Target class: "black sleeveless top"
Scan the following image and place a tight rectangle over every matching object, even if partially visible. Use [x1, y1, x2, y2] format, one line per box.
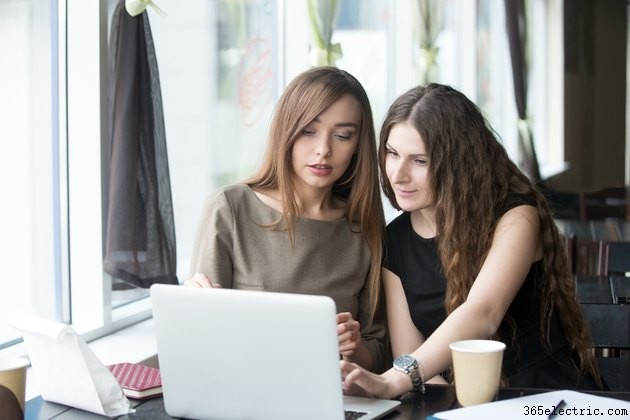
[384, 198, 601, 389]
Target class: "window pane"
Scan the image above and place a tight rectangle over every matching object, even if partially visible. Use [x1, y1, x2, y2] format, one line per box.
[133, 0, 279, 283]
[336, 0, 392, 125]
[0, 0, 61, 346]
[476, 0, 518, 158]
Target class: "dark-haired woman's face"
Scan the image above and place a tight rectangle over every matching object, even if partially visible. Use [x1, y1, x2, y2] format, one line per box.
[290, 94, 360, 195]
[384, 122, 435, 212]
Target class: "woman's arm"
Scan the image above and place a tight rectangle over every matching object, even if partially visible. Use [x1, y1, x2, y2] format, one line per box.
[383, 268, 447, 384]
[342, 205, 541, 398]
[383, 268, 424, 356]
[187, 190, 235, 288]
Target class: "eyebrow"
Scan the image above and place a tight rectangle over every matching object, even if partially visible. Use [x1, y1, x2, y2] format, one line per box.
[385, 143, 427, 158]
[311, 116, 359, 129]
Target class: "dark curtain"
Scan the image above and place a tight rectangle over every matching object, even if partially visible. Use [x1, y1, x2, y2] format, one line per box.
[504, 0, 542, 184]
[104, 0, 177, 288]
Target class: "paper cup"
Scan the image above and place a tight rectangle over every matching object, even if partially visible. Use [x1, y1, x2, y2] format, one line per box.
[449, 339, 505, 407]
[0, 357, 29, 419]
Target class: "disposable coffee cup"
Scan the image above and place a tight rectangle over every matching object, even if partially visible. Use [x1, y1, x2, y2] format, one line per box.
[0, 357, 29, 420]
[449, 339, 505, 407]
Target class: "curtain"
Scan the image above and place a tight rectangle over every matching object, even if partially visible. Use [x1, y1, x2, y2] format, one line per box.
[504, 0, 542, 184]
[415, 0, 444, 85]
[104, 0, 177, 288]
[307, 0, 342, 67]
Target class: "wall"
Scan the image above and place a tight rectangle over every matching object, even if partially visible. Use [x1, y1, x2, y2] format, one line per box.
[549, 0, 627, 192]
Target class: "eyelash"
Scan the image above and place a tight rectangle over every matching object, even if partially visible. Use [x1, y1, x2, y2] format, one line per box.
[386, 149, 427, 165]
[301, 129, 352, 140]
[386, 148, 399, 157]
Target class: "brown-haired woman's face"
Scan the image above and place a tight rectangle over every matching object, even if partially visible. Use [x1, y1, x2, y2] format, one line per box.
[290, 94, 360, 195]
[384, 122, 435, 212]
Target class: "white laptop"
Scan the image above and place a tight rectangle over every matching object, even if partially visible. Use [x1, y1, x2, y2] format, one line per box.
[150, 284, 401, 420]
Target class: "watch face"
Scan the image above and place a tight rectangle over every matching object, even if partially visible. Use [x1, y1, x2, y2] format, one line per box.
[394, 354, 415, 369]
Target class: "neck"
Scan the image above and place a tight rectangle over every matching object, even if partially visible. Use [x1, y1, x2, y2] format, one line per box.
[295, 189, 336, 219]
[290, 179, 347, 221]
[410, 208, 437, 239]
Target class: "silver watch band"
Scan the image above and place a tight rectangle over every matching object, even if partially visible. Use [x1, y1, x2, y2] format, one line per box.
[393, 354, 426, 394]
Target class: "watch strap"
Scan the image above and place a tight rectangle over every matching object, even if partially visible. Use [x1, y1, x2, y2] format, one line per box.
[408, 366, 424, 393]
[393, 355, 425, 394]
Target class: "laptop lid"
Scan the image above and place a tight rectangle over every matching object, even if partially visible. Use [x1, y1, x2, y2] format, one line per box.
[150, 284, 400, 420]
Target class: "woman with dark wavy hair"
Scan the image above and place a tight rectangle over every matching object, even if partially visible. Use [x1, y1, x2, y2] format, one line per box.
[341, 83, 603, 397]
[186, 67, 387, 372]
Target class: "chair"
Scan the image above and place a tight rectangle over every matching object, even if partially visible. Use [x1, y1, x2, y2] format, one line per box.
[564, 234, 577, 275]
[584, 241, 630, 391]
[575, 240, 605, 276]
[544, 189, 582, 220]
[600, 241, 630, 277]
[580, 186, 630, 221]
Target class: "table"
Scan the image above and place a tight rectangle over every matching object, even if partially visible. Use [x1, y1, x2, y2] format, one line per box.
[25, 384, 630, 419]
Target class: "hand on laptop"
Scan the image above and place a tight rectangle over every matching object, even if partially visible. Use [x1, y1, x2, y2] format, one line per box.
[341, 360, 402, 400]
[183, 273, 222, 288]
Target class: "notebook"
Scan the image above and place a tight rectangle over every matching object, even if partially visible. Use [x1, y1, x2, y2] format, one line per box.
[150, 284, 401, 420]
[106, 362, 162, 399]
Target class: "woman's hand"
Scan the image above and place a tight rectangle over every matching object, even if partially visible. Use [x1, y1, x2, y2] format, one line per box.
[341, 361, 404, 400]
[337, 312, 361, 357]
[183, 273, 221, 288]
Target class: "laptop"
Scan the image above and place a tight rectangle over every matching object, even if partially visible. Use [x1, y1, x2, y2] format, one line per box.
[150, 284, 401, 420]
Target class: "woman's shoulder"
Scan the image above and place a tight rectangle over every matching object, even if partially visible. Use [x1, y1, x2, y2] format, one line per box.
[503, 191, 537, 211]
[385, 212, 411, 235]
[499, 192, 540, 224]
[386, 211, 409, 228]
[213, 183, 251, 197]
[202, 183, 258, 212]
[207, 183, 257, 204]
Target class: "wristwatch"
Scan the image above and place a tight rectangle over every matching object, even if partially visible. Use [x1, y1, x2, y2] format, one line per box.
[393, 354, 425, 393]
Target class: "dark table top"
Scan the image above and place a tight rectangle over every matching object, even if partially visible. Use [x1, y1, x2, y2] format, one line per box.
[25, 384, 630, 420]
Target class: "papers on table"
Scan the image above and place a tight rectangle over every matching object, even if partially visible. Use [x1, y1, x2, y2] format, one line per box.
[10, 314, 133, 416]
[428, 390, 630, 419]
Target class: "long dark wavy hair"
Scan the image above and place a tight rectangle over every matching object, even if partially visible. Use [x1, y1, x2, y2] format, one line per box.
[245, 67, 385, 320]
[379, 83, 600, 385]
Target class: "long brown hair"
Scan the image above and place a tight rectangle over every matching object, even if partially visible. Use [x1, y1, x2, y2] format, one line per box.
[379, 83, 599, 384]
[245, 67, 385, 319]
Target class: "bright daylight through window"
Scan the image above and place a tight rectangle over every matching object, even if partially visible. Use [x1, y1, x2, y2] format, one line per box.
[0, 0, 558, 352]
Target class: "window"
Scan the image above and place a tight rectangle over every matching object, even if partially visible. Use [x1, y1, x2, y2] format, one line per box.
[0, 0, 64, 347]
[147, 0, 280, 279]
[0, 0, 563, 351]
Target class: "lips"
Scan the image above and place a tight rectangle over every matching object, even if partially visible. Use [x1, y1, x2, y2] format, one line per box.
[307, 164, 333, 176]
[395, 188, 416, 198]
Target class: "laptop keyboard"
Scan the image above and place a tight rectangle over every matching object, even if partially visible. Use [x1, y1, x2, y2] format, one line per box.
[345, 410, 368, 419]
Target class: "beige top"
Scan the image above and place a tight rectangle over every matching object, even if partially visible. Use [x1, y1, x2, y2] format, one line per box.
[190, 184, 388, 371]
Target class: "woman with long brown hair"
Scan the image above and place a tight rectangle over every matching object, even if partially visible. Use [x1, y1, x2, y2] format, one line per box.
[186, 67, 387, 372]
[341, 83, 603, 396]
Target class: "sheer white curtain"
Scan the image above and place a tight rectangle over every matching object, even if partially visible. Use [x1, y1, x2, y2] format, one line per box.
[414, 0, 444, 84]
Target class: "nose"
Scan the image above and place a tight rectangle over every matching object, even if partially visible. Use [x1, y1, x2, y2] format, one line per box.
[389, 160, 409, 184]
[315, 134, 332, 157]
